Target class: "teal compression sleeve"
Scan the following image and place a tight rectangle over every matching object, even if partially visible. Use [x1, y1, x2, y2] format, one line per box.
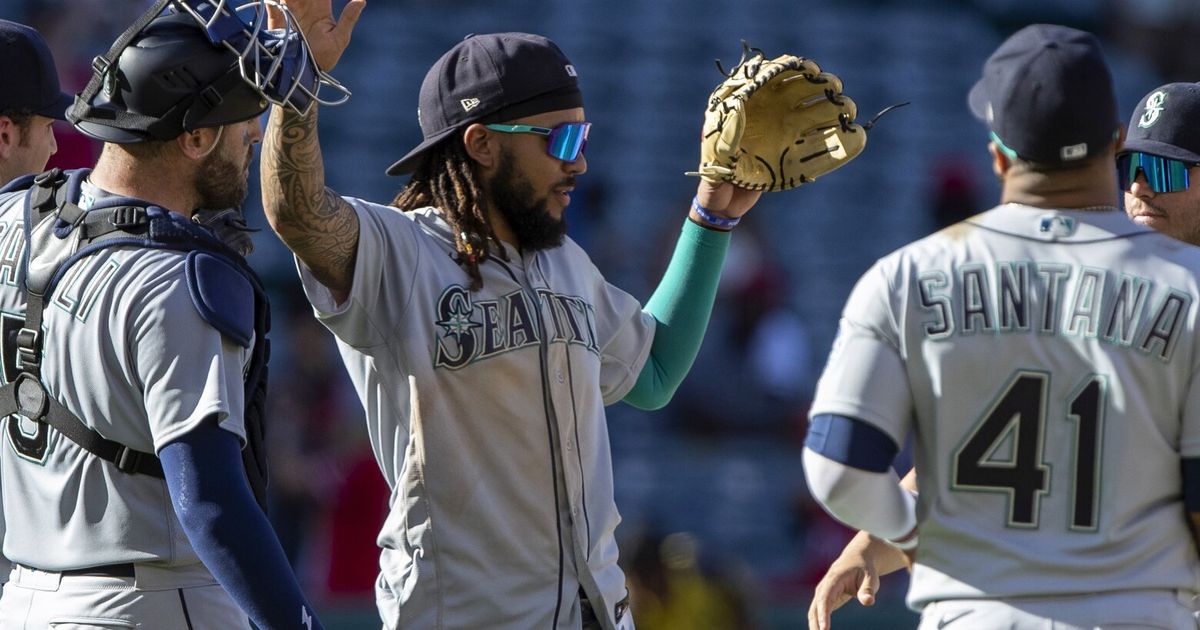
[623, 219, 730, 409]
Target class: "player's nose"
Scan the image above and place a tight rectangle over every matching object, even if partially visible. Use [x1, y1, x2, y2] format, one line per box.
[564, 152, 587, 176]
[248, 120, 264, 145]
[1129, 172, 1155, 199]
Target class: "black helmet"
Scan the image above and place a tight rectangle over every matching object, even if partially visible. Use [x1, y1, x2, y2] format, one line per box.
[68, 1, 350, 143]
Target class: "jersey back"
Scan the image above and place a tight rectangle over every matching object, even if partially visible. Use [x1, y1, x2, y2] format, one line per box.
[812, 204, 1200, 606]
[0, 182, 250, 569]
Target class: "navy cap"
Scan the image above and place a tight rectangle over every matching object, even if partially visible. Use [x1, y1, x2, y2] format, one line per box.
[0, 20, 72, 121]
[968, 24, 1118, 164]
[1122, 83, 1200, 163]
[386, 32, 583, 176]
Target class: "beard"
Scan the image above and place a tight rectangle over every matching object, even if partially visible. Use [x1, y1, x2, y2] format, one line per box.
[195, 146, 250, 211]
[488, 151, 568, 251]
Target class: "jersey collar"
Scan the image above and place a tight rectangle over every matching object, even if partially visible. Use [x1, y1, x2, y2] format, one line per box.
[965, 203, 1154, 242]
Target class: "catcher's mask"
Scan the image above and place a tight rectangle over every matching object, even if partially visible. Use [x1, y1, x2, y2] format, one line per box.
[68, 0, 349, 143]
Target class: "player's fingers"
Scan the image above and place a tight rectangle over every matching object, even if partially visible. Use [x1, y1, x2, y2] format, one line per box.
[265, 3, 285, 30]
[808, 580, 853, 630]
[856, 573, 876, 607]
[334, 0, 366, 42]
[807, 594, 831, 630]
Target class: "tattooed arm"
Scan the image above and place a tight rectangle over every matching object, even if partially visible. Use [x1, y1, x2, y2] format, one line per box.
[262, 0, 365, 304]
[261, 107, 359, 303]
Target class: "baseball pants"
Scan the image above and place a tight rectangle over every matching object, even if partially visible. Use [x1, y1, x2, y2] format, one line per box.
[0, 562, 251, 629]
[919, 590, 1198, 630]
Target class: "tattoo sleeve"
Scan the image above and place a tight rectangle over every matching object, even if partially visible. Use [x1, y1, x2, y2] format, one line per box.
[261, 106, 359, 296]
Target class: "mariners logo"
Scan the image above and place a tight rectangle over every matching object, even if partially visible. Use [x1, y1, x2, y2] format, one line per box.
[433, 285, 600, 369]
[1139, 90, 1167, 128]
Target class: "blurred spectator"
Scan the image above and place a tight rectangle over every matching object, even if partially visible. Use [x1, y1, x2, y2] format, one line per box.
[626, 531, 754, 630]
[667, 222, 814, 437]
[325, 449, 390, 598]
[1106, 0, 1200, 81]
[266, 287, 382, 599]
[928, 155, 982, 231]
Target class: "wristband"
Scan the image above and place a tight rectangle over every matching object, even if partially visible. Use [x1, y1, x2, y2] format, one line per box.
[690, 196, 740, 229]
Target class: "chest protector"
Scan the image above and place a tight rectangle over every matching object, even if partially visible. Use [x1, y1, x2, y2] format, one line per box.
[0, 168, 271, 510]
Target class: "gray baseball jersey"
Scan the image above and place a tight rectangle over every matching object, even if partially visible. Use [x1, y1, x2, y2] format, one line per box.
[812, 204, 1200, 610]
[296, 198, 654, 630]
[0, 182, 250, 571]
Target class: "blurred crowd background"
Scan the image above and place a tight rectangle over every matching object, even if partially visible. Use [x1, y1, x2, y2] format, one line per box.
[5, 0, 1200, 627]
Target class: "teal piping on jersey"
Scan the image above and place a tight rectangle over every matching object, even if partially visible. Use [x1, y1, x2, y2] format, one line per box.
[624, 218, 730, 409]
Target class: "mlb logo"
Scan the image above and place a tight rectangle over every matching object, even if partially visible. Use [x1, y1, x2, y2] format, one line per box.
[1039, 215, 1077, 237]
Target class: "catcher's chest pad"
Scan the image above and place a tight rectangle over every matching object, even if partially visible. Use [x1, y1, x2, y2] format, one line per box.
[23, 168, 258, 348]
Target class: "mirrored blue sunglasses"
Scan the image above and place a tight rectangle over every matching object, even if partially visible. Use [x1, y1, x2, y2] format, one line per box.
[484, 122, 591, 163]
[1118, 151, 1196, 193]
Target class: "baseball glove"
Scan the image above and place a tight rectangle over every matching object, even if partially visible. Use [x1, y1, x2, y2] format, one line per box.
[687, 44, 866, 192]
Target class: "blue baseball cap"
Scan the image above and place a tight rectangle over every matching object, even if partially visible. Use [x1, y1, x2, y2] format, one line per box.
[386, 32, 584, 176]
[1122, 82, 1200, 164]
[0, 20, 72, 120]
[968, 24, 1118, 165]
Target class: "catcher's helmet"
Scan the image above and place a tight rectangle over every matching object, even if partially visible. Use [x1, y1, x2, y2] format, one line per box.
[68, 0, 349, 143]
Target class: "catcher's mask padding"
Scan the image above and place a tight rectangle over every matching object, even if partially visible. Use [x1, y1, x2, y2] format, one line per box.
[69, 11, 267, 143]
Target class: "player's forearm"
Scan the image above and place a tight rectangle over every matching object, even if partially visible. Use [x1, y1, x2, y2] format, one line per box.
[900, 467, 918, 493]
[844, 527, 910, 577]
[623, 218, 730, 409]
[1187, 512, 1200, 553]
[261, 105, 359, 295]
[161, 419, 323, 630]
[831, 468, 917, 578]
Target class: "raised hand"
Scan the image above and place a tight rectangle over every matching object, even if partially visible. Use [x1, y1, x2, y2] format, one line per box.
[268, 0, 365, 71]
[695, 179, 762, 219]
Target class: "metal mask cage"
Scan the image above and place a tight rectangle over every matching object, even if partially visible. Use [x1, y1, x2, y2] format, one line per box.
[173, 0, 351, 115]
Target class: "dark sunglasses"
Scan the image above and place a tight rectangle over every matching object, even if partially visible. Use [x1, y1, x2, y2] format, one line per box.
[1118, 151, 1197, 193]
[484, 122, 591, 163]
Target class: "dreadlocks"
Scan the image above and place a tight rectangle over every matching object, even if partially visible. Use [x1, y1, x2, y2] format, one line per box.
[391, 137, 507, 290]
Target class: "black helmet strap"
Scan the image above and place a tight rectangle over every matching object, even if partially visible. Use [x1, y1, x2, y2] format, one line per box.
[71, 0, 174, 131]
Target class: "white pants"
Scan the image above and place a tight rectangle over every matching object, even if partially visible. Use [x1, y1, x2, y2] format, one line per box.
[0, 563, 251, 629]
[918, 590, 1198, 630]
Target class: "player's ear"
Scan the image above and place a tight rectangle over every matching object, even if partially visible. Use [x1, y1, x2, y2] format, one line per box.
[176, 127, 223, 161]
[0, 117, 15, 160]
[987, 141, 1010, 178]
[462, 123, 497, 169]
[1113, 124, 1127, 154]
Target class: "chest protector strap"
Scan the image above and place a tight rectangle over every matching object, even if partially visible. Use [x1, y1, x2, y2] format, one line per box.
[0, 169, 272, 508]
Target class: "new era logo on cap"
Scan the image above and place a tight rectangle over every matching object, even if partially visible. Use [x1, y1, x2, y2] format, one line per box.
[386, 32, 585, 176]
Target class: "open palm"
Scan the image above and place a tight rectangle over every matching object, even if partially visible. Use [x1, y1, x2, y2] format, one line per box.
[269, 0, 365, 71]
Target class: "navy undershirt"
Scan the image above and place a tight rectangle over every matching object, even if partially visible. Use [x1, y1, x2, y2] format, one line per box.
[160, 417, 323, 630]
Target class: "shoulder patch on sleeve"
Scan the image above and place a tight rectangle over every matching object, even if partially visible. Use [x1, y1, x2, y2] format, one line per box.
[185, 251, 254, 348]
